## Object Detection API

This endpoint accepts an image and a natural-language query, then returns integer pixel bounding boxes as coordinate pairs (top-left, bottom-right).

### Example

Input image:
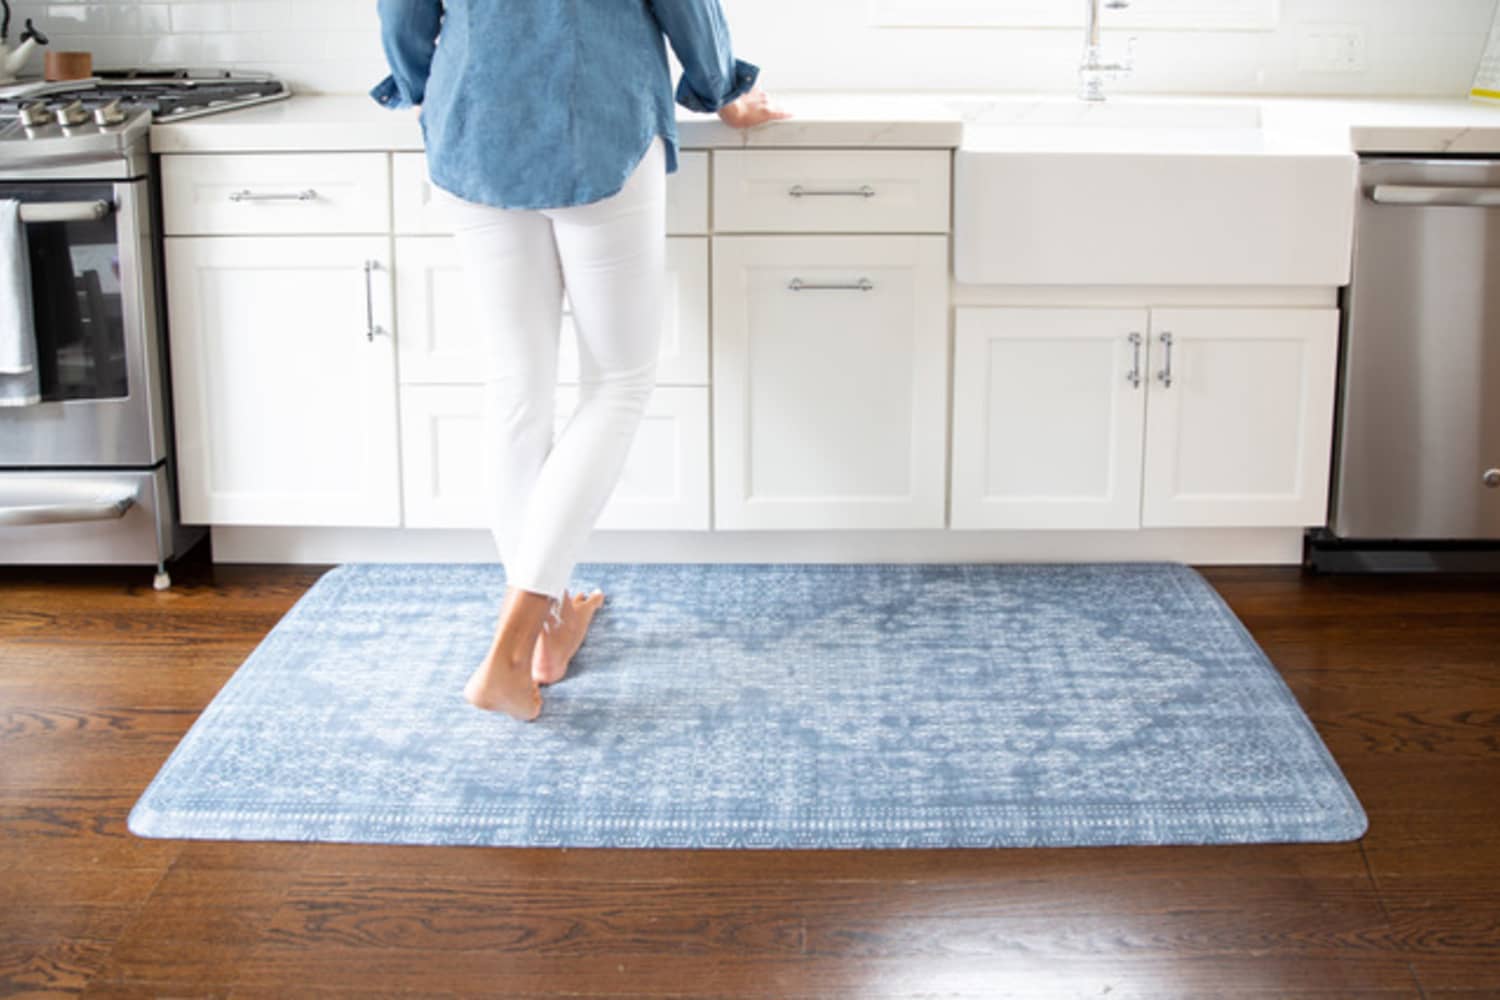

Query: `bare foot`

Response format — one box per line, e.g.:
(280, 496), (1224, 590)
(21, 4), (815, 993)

(464, 641), (542, 721)
(532, 587), (605, 686)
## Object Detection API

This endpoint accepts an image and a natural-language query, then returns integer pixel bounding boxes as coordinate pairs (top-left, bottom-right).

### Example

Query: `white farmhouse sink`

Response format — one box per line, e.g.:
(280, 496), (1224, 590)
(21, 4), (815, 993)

(951, 97), (1358, 286)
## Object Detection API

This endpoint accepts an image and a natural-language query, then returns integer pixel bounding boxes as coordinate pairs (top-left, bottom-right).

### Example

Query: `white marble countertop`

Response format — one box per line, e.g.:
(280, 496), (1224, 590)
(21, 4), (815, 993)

(147, 90), (1500, 157)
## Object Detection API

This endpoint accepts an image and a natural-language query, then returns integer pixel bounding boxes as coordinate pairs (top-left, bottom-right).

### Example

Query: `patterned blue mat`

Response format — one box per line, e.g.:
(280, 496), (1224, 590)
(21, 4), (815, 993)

(128, 562), (1367, 848)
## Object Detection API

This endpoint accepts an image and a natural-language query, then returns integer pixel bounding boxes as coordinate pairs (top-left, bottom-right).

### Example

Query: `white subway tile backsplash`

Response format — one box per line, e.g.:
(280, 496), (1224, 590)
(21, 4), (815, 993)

(1, 0), (1491, 97)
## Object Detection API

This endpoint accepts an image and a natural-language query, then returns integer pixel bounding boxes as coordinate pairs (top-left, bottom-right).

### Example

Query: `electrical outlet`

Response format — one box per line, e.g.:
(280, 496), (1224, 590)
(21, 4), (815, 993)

(1297, 24), (1366, 73)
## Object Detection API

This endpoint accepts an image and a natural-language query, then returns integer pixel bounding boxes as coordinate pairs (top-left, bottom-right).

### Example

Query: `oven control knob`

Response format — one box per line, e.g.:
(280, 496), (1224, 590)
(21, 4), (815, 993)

(54, 98), (89, 127)
(19, 101), (50, 128)
(93, 98), (127, 127)
(1485, 469), (1500, 489)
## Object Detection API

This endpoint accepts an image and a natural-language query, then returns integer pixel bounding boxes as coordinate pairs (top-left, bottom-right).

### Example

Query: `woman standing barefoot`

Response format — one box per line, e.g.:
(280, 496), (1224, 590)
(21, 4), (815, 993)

(372, 1), (790, 720)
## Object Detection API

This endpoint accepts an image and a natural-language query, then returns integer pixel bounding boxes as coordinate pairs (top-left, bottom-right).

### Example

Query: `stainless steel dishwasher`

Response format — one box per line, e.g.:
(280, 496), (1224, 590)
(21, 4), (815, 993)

(1309, 156), (1500, 571)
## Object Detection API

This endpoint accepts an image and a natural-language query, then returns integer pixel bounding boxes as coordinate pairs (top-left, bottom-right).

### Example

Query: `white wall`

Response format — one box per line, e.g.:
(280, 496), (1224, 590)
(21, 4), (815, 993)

(5, 0), (1495, 99)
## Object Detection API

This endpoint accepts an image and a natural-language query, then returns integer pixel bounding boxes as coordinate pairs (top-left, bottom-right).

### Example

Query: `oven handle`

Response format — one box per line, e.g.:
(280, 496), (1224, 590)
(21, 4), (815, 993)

(17, 200), (114, 224)
(1370, 185), (1500, 208)
(0, 477), (137, 527)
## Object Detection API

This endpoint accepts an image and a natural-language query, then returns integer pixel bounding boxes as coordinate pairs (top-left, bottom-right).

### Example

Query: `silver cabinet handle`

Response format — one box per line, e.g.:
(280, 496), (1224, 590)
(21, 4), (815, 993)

(788, 185), (876, 199)
(228, 188), (319, 203)
(788, 277), (874, 292)
(1156, 332), (1174, 389)
(1484, 469), (1500, 488)
(1371, 185), (1500, 208)
(363, 259), (385, 341)
(1127, 332), (1143, 389)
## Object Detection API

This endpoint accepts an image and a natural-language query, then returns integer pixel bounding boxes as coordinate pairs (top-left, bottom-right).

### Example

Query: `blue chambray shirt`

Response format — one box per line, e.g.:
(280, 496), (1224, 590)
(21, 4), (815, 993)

(371, 0), (759, 210)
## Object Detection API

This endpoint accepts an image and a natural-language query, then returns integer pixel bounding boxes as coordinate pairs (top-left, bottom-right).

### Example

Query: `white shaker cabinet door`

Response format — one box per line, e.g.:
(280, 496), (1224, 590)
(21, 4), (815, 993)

(951, 308), (1149, 530)
(165, 236), (401, 527)
(399, 384), (711, 531)
(711, 235), (949, 530)
(394, 236), (709, 386)
(1142, 308), (1340, 528)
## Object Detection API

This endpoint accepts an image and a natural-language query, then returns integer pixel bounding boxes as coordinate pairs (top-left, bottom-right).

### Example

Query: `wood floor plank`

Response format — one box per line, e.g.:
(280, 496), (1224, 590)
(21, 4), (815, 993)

(0, 937), (116, 998)
(2, 866), (166, 945)
(287, 840), (1369, 884)
(93, 861), (301, 991)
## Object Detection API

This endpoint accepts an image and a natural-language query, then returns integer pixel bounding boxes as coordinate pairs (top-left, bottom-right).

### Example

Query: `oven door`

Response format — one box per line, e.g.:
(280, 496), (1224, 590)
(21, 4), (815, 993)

(0, 176), (167, 467)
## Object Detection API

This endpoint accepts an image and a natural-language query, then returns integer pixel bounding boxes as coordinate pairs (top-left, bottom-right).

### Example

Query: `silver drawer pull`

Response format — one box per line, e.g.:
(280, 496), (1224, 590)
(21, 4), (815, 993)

(17, 200), (112, 223)
(228, 188), (319, 203)
(788, 277), (874, 292)
(788, 185), (876, 199)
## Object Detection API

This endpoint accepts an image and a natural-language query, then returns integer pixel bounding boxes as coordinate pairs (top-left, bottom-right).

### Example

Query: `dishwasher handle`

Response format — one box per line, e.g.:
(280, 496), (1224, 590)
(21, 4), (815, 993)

(1370, 184), (1500, 208)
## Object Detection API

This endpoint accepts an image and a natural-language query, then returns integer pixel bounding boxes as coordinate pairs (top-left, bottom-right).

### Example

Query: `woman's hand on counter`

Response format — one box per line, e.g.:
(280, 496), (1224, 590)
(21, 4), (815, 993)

(718, 86), (792, 128)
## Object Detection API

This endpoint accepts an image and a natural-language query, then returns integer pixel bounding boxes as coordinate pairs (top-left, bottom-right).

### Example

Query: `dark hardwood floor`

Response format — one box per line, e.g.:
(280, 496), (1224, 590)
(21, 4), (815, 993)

(2, 545), (1498, 999)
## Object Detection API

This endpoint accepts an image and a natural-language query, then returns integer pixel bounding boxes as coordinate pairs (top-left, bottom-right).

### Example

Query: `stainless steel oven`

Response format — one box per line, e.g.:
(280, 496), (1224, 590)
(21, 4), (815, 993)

(0, 97), (203, 587)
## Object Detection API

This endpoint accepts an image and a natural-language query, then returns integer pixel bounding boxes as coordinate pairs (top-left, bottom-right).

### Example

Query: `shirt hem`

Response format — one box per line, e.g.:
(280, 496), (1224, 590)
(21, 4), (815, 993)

(427, 130), (673, 211)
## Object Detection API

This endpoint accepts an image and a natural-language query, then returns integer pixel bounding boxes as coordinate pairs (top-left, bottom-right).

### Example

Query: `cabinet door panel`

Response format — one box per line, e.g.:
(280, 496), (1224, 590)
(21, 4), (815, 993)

(395, 236), (708, 386)
(399, 384), (710, 531)
(1142, 308), (1339, 527)
(165, 236), (399, 526)
(712, 235), (949, 530)
(952, 308), (1148, 529)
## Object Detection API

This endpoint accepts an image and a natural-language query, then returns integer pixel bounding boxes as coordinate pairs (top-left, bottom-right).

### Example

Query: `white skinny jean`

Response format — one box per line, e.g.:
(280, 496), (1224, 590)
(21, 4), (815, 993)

(431, 137), (666, 618)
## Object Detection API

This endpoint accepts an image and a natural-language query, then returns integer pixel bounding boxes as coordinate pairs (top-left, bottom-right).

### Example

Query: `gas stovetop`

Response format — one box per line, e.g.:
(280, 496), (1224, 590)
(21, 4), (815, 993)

(0, 67), (288, 120)
(0, 68), (289, 166)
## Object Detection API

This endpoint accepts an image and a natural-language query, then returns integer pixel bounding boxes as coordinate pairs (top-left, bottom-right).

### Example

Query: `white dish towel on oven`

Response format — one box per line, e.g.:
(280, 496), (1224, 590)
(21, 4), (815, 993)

(0, 198), (41, 407)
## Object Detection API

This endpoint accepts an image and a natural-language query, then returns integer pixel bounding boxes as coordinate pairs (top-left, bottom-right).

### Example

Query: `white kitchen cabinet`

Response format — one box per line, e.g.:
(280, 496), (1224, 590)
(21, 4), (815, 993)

(1141, 308), (1339, 528)
(165, 236), (401, 526)
(711, 235), (950, 530)
(394, 236), (710, 386)
(950, 305), (1339, 530)
(399, 383), (710, 531)
(952, 308), (1148, 530)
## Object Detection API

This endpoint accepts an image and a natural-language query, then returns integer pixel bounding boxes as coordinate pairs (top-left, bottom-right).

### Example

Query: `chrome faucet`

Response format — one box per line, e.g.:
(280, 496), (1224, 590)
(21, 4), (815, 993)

(1080, 0), (1135, 101)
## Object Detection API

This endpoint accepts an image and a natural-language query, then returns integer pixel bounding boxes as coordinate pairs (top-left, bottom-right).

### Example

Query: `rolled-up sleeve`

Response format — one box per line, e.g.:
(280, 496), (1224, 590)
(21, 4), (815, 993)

(370, 0), (443, 109)
(647, 0), (760, 114)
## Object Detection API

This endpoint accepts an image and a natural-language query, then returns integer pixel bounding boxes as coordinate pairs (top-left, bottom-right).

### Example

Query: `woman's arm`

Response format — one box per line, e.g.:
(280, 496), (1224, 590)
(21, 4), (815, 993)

(370, 0), (443, 109)
(647, 0), (761, 114)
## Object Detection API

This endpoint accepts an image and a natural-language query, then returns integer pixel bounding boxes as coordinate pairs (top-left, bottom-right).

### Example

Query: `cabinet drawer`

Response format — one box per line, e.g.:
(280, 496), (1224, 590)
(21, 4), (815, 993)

(162, 153), (390, 236)
(392, 150), (709, 236)
(713, 150), (950, 234)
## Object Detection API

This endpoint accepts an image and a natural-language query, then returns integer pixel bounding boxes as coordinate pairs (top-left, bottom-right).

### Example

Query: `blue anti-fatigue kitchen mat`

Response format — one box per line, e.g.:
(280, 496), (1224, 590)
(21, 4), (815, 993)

(128, 561), (1368, 848)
